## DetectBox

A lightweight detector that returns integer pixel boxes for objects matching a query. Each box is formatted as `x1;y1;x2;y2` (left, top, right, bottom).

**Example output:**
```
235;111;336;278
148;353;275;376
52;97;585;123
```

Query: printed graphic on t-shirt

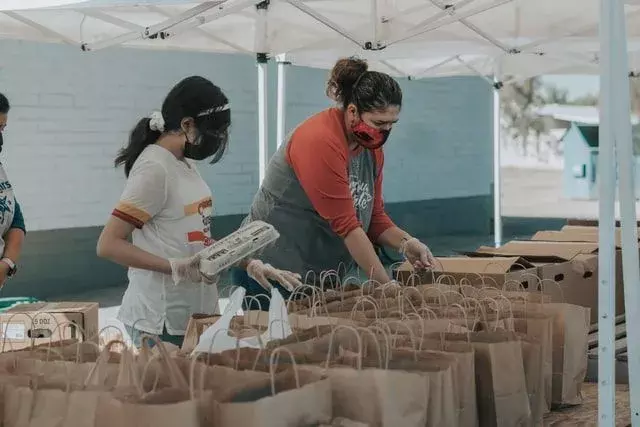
185;197;213;247
0;194;12;225
0;172;13;228
349;179;372;212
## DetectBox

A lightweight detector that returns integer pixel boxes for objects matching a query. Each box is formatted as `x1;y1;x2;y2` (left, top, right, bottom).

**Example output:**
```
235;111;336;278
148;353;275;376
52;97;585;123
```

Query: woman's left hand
247;259;303;292
401;238;436;270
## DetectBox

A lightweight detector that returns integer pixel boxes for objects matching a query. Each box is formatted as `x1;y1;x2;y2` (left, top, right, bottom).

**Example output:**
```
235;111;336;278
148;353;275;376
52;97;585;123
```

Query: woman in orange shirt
233;57;436;309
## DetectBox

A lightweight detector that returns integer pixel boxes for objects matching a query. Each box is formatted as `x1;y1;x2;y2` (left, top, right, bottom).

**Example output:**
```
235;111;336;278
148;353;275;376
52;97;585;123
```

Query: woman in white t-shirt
97;76;302;348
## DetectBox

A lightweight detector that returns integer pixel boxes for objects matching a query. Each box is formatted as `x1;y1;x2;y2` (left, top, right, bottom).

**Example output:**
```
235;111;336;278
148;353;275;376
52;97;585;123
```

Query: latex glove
246;259;303;292
169;254;219;286
400;237;436;270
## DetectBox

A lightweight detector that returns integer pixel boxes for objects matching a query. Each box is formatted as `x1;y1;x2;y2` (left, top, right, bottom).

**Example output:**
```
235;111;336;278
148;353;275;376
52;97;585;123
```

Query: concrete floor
502;167;640;219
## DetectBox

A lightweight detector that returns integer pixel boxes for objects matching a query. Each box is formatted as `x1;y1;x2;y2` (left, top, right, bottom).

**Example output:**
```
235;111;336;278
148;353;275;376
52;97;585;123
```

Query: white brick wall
0;40;262;230
0;39;493;232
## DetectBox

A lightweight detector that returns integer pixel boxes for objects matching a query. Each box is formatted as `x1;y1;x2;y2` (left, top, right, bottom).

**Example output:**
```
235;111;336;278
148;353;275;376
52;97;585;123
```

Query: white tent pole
597;0;617;424
612;1;640;425
276;53;290;149
256;1;269;184
492;73;502;247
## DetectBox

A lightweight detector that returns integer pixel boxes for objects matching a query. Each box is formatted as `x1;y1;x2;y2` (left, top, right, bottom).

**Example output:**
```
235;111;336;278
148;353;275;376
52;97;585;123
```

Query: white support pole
256;2;269;184
612;2;640;425
276;54;290;149
493;74;502;247
597;0;617;424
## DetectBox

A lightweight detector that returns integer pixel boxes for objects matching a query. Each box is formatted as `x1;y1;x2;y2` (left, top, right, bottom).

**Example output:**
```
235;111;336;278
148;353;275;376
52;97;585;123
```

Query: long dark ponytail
115;117;161;177
115;76;230;177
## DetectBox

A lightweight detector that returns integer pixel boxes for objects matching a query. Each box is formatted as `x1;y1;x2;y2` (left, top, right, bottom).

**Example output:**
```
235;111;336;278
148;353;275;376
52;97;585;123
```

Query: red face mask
352;120;390;150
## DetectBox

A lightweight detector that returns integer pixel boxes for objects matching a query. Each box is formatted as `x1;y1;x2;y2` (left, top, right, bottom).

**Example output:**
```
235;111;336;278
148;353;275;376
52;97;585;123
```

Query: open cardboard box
395;256;539;288
533;227;640;247
467;240;624;322
0;302;99;352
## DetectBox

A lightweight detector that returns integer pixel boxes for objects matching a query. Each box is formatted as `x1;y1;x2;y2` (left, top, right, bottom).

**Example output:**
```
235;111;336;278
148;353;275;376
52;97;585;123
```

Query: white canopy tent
0;1;639;423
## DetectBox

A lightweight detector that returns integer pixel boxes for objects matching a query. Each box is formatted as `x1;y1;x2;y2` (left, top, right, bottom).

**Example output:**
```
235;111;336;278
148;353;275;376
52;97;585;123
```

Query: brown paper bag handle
325;325;363;370
461;271;486;287
441;289;464;306
519;273;542;292
380;320;417;359
269;346;302;395
352;327;384;369
46;320;93;362
309;299;331;321
363;326;390;369
378;281;401;309
304;270;317;286
320;270;340;292
420;285;448;306
349;296;379;320
460;284;480;298
400;294;420;316
141;335;188;390
539;278;565;302
416;306;439;320
287;285;320;313
435;274;456;286
189;353;212;401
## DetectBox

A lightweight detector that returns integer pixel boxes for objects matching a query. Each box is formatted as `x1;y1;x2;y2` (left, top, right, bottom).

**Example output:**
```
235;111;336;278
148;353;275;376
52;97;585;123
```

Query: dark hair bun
326;57;368;105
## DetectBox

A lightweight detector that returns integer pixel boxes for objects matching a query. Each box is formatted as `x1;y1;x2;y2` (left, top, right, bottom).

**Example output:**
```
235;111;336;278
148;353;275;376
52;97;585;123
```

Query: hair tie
149;111;165;132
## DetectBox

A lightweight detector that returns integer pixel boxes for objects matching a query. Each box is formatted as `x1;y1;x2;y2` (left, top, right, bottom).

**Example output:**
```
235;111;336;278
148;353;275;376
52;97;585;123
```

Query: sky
542;75;600;99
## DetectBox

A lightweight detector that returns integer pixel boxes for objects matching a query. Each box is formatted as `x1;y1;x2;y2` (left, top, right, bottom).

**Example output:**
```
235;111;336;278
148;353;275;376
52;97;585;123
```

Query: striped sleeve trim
112;202;151;229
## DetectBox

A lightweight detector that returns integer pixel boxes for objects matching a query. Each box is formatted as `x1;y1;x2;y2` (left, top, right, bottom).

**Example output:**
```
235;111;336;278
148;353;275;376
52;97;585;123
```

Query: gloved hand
246;259;303;292
400;237;436;270
169;254;219;286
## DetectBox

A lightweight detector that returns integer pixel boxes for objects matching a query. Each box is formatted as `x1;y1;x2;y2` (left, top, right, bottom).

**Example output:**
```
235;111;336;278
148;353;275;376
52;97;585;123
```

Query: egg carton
199;220;279;277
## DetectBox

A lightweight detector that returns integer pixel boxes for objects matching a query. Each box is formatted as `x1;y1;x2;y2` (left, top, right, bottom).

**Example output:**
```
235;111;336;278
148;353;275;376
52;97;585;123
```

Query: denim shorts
229;268;292;311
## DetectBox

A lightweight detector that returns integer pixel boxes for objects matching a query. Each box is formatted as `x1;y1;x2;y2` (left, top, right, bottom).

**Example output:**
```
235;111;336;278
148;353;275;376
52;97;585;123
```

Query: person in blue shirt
0;93;26;287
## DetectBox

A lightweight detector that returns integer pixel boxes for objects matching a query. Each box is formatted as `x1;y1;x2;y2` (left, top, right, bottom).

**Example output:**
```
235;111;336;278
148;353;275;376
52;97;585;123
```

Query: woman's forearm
97;236;171;275
2;228;25;262
344;227;391;284
375;226;412;251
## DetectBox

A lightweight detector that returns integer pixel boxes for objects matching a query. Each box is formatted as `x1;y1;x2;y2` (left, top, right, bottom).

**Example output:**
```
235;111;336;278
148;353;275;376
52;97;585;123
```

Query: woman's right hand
169;254;218;286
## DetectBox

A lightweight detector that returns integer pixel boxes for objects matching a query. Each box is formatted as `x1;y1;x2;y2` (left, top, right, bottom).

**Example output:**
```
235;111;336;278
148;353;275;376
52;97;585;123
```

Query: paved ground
502;167;640;219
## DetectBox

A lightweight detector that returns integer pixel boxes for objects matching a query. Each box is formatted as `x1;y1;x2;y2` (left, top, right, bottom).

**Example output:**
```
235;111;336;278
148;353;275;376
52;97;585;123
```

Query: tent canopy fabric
1;0;640;79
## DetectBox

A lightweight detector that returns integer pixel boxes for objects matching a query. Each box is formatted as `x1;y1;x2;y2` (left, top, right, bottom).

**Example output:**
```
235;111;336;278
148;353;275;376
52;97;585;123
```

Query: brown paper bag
3;344;139;427
510;311;553;415
213;347;333;427
428;331;531;427
394;336;478;427
513;302;590;406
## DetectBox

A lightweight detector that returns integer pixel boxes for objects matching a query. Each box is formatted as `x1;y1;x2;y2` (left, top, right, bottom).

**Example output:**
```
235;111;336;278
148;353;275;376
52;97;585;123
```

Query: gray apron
244;128;377;278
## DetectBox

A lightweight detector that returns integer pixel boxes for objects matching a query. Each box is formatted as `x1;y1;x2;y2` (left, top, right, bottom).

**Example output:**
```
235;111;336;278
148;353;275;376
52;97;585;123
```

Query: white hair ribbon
149;111;165;132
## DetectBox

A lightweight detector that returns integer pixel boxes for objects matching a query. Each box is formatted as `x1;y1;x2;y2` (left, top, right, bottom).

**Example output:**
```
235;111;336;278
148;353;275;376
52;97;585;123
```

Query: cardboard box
468;240;623;322
0;302;99;352
533;228;640;247
566;218;640;227
395;256;539;288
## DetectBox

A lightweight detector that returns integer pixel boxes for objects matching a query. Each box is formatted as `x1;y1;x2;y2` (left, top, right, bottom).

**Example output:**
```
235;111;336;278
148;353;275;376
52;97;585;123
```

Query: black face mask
0;132;3;153
184;128;228;162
